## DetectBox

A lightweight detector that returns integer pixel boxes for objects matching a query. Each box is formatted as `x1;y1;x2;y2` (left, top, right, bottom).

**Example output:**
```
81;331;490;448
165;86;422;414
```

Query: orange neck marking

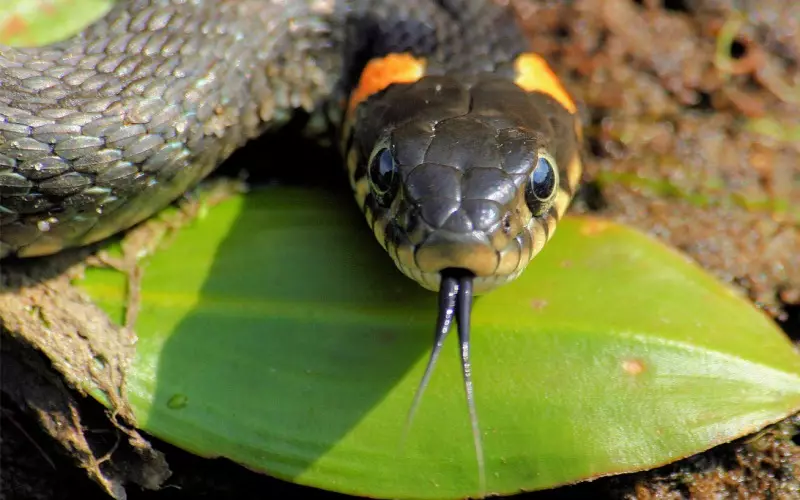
514;53;577;114
347;53;427;115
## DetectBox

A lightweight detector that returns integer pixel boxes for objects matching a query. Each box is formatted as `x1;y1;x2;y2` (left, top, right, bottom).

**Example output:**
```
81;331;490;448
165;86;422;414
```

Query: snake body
0;0;582;488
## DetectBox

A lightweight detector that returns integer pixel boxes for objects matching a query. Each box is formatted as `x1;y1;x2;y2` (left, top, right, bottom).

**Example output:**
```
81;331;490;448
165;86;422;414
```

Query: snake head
344;72;580;295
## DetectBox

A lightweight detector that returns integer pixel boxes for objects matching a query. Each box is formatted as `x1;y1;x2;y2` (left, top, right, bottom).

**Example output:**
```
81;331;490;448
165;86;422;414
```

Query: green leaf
76;186;800;499
0;0;112;47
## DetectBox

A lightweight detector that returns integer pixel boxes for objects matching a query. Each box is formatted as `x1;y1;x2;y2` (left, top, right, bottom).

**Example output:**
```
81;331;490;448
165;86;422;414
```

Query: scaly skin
0;0;529;257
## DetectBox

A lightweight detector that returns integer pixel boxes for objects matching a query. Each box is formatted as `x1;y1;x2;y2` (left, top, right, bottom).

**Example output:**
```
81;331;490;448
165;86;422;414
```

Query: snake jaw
403;268;486;494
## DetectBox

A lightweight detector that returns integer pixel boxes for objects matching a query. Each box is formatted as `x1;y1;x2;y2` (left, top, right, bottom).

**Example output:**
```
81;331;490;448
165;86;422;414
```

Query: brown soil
2;0;799;499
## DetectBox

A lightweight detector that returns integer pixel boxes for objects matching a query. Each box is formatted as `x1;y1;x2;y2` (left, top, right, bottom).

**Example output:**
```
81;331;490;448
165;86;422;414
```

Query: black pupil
370;148;395;194
531;157;555;200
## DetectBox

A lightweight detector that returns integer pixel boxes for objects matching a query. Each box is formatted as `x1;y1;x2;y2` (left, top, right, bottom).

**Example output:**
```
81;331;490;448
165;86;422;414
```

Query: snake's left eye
368;145;399;206
525;151;559;216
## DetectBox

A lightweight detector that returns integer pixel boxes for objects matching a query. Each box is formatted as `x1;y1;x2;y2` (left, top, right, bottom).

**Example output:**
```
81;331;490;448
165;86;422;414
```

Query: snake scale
0;0;583;487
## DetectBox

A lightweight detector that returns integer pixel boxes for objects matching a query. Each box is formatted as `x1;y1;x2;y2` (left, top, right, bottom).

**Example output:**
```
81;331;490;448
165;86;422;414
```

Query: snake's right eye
524;151;559;217
368;146;399;206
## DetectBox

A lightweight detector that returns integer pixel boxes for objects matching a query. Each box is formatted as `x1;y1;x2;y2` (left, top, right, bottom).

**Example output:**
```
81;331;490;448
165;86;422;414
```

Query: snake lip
396;211;532;293
414;234;498;276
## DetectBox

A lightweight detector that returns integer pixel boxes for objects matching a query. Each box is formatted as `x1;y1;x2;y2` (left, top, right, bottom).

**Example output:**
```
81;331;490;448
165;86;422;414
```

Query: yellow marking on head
545;213;558;238
574;118;584;144
353;175;370;210
396;242;416;274
565;152;583;194
372;215;388;250
553;187;573;220
346;146;359;183
347;53;427;115
514;53;577;114
496;241;523;276
530;221;547;257
340;111;354;153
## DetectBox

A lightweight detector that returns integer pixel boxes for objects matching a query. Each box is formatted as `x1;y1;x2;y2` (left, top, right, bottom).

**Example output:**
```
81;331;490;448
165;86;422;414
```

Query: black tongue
403;268;485;493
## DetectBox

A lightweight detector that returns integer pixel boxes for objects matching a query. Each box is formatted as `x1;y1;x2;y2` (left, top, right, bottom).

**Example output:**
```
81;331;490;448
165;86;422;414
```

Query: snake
0;0;583;487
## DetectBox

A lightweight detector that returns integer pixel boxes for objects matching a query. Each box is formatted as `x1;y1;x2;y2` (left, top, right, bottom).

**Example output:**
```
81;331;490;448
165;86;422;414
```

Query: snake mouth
384;209;542;294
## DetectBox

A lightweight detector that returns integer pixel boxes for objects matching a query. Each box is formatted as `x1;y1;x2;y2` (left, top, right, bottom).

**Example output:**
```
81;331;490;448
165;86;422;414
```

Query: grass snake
0;0;584;488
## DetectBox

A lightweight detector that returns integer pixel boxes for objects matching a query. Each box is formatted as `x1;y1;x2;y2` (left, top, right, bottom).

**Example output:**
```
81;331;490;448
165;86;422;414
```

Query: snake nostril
502;213;512;234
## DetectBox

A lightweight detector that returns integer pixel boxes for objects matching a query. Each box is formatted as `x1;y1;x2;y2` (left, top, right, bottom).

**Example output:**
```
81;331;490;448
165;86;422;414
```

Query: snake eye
368;145;399;206
525;152;559;216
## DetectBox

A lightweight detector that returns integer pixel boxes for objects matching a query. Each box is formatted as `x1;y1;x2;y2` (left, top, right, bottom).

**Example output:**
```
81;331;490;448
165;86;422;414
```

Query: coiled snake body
0;0;583;486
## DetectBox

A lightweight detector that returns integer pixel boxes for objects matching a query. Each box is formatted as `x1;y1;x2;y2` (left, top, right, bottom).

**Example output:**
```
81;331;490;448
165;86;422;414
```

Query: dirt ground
2;0;799;499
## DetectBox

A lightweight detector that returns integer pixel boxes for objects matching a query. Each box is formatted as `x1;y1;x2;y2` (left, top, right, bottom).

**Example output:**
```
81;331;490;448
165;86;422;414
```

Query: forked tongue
402;268;485;495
